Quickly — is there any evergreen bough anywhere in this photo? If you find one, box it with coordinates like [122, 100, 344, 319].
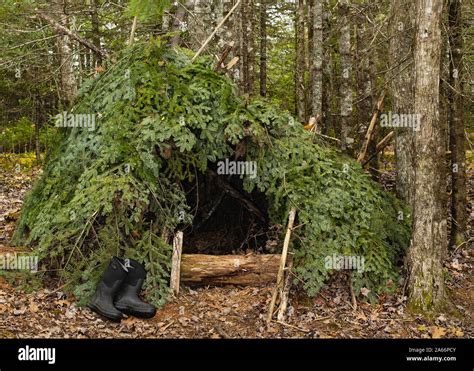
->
[13, 40, 411, 306]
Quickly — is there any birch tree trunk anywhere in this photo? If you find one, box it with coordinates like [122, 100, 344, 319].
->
[390, 0, 416, 205]
[407, 0, 450, 313]
[447, 0, 467, 248]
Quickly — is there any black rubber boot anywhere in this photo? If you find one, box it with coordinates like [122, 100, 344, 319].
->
[114, 259, 156, 319]
[88, 257, 128, 322]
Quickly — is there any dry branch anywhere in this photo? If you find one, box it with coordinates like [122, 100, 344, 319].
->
[357, 92, 385, 163]
[36, 11, 108, 59]
[267, 207, 297, 324]
[362, 130, 395, 166]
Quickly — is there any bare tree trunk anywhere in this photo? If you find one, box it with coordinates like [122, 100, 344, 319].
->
[448, 0, 467, 248]
[240, 0, 254, 94]
[259, 0, 267, 97]
[390, 0, 416, 206]
[34, 97, 41, 163]
[50, 0, 76, 107]
[355, 17, 375, 163]
[321, 0, 331, 134]
[248, 0, 255, 93]
[295, 0, 306, 123]
[311, 0, 323, 125]
[233, 0, 243, 85]
[189, 0, 211, 48]
[338, 1, 353, 153]
[90, 0, 102, 66]
[407, 0, 449, 313]
[170, 1, 194, 46]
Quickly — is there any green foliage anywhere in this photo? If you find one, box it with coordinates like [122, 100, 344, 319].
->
[13, 39, 410, 306]
[126, 0, 172, 22]
[0, 117, 34, 151]
[0, 117, 59, 153]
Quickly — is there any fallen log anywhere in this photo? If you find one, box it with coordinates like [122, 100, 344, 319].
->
[180, 253, 283, 286]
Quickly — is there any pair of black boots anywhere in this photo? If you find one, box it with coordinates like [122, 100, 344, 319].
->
[88, 257, 156, 322]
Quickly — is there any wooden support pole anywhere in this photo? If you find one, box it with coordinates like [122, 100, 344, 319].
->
[277, 258, 293, 322]
[128, 16, 138, 46]
[267, 207, 297, 324]
[356, 92, 385, 163]
[170, 231, 183, 296]
[214, 41, 235, 71]
[361, 130, 395, 166]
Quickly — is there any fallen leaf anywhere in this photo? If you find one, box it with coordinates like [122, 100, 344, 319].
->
[122, 317, 137, 327]
[29, 301, 39, 313]
[431, 326, 446, 339]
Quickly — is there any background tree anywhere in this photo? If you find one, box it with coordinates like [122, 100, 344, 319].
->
[390, 0, 416, 205]
[338, 0, 353, 153]
[407, 0, 450, 313]
[295, 0, 306, 123]
[310, 0, 323, 126]
[447, 0, 468, 248]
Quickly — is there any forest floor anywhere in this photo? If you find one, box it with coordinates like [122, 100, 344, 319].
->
[0, 153, 472, 339]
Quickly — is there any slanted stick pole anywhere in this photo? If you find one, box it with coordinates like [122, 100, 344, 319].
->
[267, 207, 297, 324]
[277, 258, 293, 322]
[356, 92, 385, 163]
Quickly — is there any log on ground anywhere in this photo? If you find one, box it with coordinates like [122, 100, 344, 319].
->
[180, 254, 283, 286]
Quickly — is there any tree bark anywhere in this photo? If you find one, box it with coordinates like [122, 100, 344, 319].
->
[90, 0, 102, 66]
[338, 1, 353, 153]
[295, 0, 306, 123]
[355, 15, 377, 169]
[448, 0, 467, 248]
[180, 254, 282, 286]
[241, 0, 254, 94]
[170, 0, 195, 46]
[310, 0, 323, 125]
[44, 1, 77, 107]
[321, 0, 331, 134]
[390, 0, 416, 206]
[407, 0, 449, 312]
[189, 0, 211, 49]
[259, 0, 267, 97]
